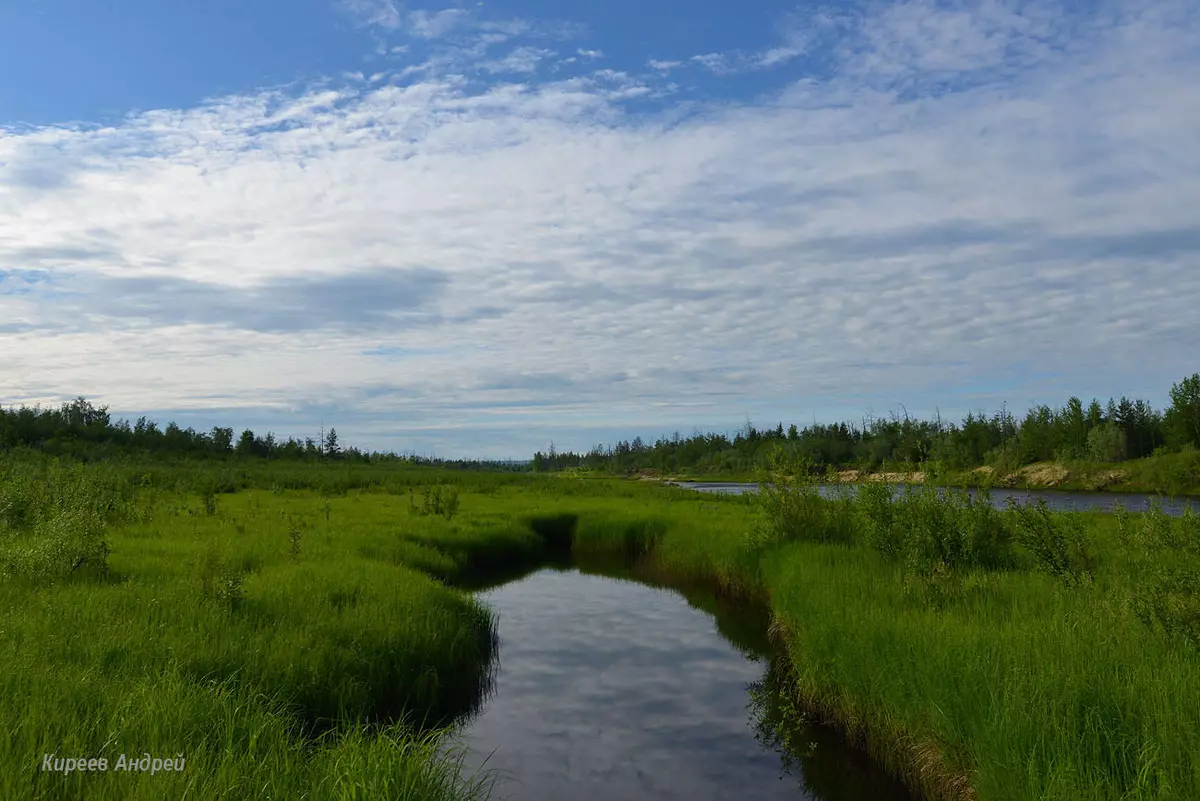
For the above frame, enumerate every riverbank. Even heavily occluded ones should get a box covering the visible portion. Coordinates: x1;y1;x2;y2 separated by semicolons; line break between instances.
928;451;1200;496
569;485;1200;801
618;449;1200;497
4;459;1197;800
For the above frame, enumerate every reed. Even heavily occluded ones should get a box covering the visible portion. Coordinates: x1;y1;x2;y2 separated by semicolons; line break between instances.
4;456;1199;800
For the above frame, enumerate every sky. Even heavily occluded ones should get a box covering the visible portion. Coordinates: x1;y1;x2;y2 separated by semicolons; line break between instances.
1;0;1198;459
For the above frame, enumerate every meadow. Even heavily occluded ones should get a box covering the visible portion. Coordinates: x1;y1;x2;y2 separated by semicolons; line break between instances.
2;452;1198;800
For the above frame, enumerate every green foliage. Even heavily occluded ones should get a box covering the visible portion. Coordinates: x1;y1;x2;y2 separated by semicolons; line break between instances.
748;448;855;549
4;455;1200;801
1008;500;1095;586
534;376;1192;479
985;437;1022;474
855;482;904;560
0;460;121;583
1167;373;1200;450
288;518;303;557
1116;502;1200;650
1087;422;1128;463
413;485;461;520
324;427;341;459
197;545;245;608
855;485;1016;576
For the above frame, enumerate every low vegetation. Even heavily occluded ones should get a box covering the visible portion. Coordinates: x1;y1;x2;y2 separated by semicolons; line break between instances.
2;447;1198;800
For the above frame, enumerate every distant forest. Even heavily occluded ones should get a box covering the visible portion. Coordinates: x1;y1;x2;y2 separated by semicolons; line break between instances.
3;373;1198;477
0;401;524;471
533;373;1200;475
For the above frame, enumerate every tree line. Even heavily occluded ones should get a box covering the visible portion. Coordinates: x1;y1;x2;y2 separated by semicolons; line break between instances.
0;399;526;470
533;373;1200;475
0;399;365;462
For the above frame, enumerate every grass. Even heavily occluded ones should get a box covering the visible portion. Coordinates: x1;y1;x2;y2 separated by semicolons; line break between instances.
3;455;1200;800
928;450;1200;497
622;448;1200;497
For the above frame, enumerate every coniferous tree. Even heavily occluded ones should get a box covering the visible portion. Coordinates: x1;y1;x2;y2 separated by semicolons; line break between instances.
324;427;341;459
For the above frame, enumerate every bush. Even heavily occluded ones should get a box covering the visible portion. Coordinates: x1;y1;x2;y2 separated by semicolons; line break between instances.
856;482;904;560
1087;422;1128;463
0;461;117;582
858;485;1014;573
197;545;245;608
1;509;111;582
410;485;460;520
986;438;1022;474
1116;503;1200;650
1008;500;1095;586
749;448;854;549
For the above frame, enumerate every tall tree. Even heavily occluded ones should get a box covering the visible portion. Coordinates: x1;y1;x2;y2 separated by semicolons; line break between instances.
235;429;257;457
1167;373;1200;449
324;427;341;459
211;427;234;452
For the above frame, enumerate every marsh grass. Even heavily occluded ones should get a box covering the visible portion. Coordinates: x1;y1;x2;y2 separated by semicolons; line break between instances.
4;456;1199;800
1;471;515;800
750;451;856;549
1116;502;1200;650
2;664;496;801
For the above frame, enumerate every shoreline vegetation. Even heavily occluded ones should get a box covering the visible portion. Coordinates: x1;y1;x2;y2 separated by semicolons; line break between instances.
4;452;1199;800
610;450;1200;497
536;372;1200;498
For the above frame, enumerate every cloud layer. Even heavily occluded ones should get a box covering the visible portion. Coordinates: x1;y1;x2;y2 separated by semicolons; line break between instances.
2;0;1198;457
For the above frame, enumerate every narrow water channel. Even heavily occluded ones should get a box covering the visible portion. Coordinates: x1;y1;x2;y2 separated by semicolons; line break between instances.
456;566;912;801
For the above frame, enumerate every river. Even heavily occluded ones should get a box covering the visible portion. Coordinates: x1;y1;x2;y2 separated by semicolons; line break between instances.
456;565;912;801
667;482;1196;516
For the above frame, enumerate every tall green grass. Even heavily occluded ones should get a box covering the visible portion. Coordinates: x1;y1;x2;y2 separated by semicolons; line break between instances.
5;455;1199;800
2;664;494;801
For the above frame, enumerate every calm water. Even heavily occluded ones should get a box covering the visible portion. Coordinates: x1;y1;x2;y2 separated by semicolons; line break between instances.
457;567;911;801
669;481;1196;516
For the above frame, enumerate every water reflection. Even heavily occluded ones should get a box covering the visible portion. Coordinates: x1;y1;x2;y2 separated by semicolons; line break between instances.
748;660;910;801
456;566;911;801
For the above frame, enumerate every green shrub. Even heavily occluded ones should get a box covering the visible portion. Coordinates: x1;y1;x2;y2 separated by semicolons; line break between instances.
856;482;904;560
411;485;460;520
1117;503;1200;650
197;545;245;608
858;485;1014;574
1008;500;1095;585
750;448;855;549
0;462;118;583
1087;423;1128;463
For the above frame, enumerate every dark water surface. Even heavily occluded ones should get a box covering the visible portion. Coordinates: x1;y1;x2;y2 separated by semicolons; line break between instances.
670;481;1196;516
457;567;911;801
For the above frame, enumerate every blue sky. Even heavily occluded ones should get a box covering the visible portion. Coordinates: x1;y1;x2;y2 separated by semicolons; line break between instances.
1;0;1198;458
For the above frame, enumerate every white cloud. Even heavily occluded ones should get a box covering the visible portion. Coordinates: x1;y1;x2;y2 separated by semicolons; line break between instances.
647;59;682;71
577;48;603;59
852;0;1050;77
408;8;471;39
3;0;1199;457
690;53;731;74
480;46;555;74
339;0;404;30
479;19;532;38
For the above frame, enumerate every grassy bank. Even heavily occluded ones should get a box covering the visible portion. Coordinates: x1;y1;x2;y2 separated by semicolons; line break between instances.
927;450;1200;497
611;447;1200;497
0;460;546;800
527;470;1200;799
4;456;1199;800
